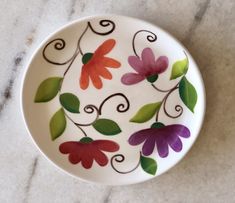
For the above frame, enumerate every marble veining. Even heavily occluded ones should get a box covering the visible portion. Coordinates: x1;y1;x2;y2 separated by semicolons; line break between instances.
0;0;235;202
23;156;39;203
183;0;211;44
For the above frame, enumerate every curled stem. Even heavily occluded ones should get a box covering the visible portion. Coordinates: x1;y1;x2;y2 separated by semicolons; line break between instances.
110;152;141;174
132;30;157;58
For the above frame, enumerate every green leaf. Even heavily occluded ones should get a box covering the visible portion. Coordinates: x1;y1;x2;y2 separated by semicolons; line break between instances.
170;58;188;80
130;102;161;123
140;155;157;175
92;119;121;135
179;76;198;113
34;77;63;102
50;108;66;140
60;93;80;113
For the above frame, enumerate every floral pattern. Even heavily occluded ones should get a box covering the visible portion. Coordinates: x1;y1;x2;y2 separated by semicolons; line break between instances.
34;19;198;176
128;123;190;158
121;47;168;85
80;39;121;90
59;137;119;168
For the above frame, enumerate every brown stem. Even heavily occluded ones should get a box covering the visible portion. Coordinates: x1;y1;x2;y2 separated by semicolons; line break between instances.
132;30;157;58
151;83;172;93
110;151;141;174
63;111;88;137
153;82;183;121
98;93;130;115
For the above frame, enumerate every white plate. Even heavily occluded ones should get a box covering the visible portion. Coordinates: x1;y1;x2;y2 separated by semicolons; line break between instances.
21;15;206;185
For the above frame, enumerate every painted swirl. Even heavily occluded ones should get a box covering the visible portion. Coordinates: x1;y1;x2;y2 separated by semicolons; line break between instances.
110;152;141;174
98;93;130;115
42;38;77;65
132;30;157;58
88;20;115;35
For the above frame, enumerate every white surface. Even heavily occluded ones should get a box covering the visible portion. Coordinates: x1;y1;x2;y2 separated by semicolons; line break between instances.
0;0;235;202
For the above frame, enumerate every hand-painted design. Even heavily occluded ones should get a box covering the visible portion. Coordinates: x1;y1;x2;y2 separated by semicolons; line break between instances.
34;77;63;102
92;119;121;136
110;152;141;174
59;93;80;113
110;151;158;176
128;123;190;158
61;93;129;136
129;102;161;123
35;19;130;170
35;22;198;175
170;54;189;80
80;39;121;90
132;30;157;58
121;48;168;85
59;137;119;168
115;29;198;176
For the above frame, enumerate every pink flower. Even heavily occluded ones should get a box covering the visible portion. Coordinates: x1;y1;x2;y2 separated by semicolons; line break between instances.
121;48;169;85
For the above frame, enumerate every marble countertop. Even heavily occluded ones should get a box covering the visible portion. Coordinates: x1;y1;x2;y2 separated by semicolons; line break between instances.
0;0;234;202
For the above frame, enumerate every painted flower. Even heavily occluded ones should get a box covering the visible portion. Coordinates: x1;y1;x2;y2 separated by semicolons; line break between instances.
59;137;119;169
79;39;121;90
121;48;169;85
128;123;190;158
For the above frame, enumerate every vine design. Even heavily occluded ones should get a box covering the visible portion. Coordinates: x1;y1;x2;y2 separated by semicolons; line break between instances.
35;20;197;176
113;29;197;176
35;19;131;170
111;152;141;174
132;30;157;58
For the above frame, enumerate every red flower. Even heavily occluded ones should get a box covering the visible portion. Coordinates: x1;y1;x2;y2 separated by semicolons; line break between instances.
79;39;121;90
59;137;119;169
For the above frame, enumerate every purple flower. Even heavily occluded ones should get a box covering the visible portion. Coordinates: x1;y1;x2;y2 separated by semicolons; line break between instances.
121;48;169;85
128;123;190;158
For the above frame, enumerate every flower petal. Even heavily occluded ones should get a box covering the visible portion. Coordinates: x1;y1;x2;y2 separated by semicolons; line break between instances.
89;68;103;89
69;153;82;164
121;73;145;85
93;149;109;166
80;145;94;169
141;48;155;73
95;39;116;56
142;135;156;156
167;134;183;152
59;141;81;154
128;56;146;75
128;128;152;146
79;65;90;90
95;64;112;80
93;140;119;152
154;56;169;73
102;57;121;68
155;135;169;158
164;124;190;138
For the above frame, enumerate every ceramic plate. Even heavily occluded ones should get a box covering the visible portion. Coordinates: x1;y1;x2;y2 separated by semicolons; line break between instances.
21;15;206;185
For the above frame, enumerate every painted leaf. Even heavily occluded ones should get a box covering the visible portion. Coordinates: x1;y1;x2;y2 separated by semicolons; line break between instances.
170;58;188;80
92;119;121;135
60;93;80;113
140;155;157;175
50;108;66;140
34;77;63;102
130;102;161;123
179;76;197;113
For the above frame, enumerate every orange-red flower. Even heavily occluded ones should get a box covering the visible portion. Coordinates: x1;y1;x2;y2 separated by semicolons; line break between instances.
79;39;121;90
59;137;119;169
